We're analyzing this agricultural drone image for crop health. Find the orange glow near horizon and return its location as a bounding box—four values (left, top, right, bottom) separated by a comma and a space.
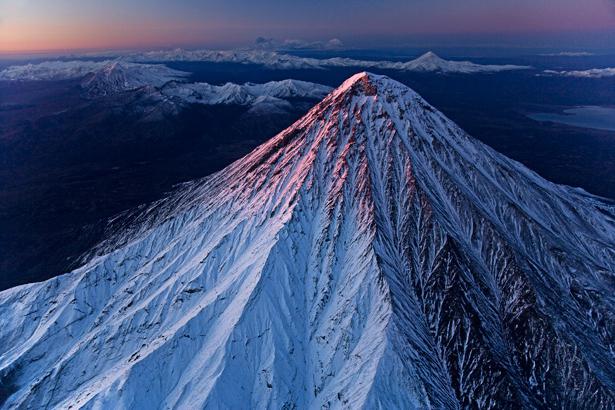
0, 1, 245, 55
1, 0, 614, 54
0, 21, 222, 54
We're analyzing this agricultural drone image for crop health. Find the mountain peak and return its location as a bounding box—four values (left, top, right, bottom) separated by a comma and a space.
325, 71, 420, 105
333, 71, 380, 96
267, 71, 436, 155
335, 71, 395, 91
417, 50, 441, 60
1, 72, 614, 408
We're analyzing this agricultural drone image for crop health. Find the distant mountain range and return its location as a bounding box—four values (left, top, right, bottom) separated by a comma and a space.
121, 49, 532, 73
157, 79, 332, 108
80, 61, 189, 97
0, 50, 531, 79
0, 60, 333, 115
0, 60, 187, 83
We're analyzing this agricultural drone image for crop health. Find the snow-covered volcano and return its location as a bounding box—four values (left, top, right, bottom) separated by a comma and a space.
1, 72, 614, 409
398, 51, 520, 73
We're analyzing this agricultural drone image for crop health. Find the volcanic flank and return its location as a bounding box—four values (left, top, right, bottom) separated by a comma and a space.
1, 72, 614, 409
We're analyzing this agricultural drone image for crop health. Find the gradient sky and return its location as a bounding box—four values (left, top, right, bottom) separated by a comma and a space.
1, 0, 615, 53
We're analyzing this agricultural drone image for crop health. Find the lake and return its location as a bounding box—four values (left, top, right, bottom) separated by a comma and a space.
528, 106, 615, 132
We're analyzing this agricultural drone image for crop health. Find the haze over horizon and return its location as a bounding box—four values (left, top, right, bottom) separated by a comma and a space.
1, 0, 615, 54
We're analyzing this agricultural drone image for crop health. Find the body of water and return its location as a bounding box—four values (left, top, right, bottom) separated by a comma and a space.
528, 106, 615, 132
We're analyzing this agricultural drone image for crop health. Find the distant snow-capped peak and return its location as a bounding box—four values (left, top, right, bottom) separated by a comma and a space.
398, 51, 527, 73
402, 51, 456, 71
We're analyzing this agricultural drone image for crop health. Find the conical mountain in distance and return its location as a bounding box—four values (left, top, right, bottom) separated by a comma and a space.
1, 72, 615, 409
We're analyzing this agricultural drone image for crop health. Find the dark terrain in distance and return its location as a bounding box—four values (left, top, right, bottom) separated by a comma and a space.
1, 56, 614, 290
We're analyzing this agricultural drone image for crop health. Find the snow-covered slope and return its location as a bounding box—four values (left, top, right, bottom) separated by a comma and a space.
1, 72, 614, 409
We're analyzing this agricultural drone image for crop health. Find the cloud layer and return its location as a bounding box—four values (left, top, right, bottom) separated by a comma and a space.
254, 37, 344, 50
540, 51, 594, 57
543, 68, 615, 78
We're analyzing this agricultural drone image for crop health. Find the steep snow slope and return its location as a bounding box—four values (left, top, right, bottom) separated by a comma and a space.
1, 73, 614, 409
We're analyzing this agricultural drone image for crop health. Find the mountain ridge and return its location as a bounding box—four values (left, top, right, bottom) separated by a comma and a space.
120, 50, 531, 73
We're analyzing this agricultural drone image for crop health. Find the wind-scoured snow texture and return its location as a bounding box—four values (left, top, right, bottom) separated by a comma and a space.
90, 49, 530, 73
1, 72, 615, 409
543, 68, 615, 78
